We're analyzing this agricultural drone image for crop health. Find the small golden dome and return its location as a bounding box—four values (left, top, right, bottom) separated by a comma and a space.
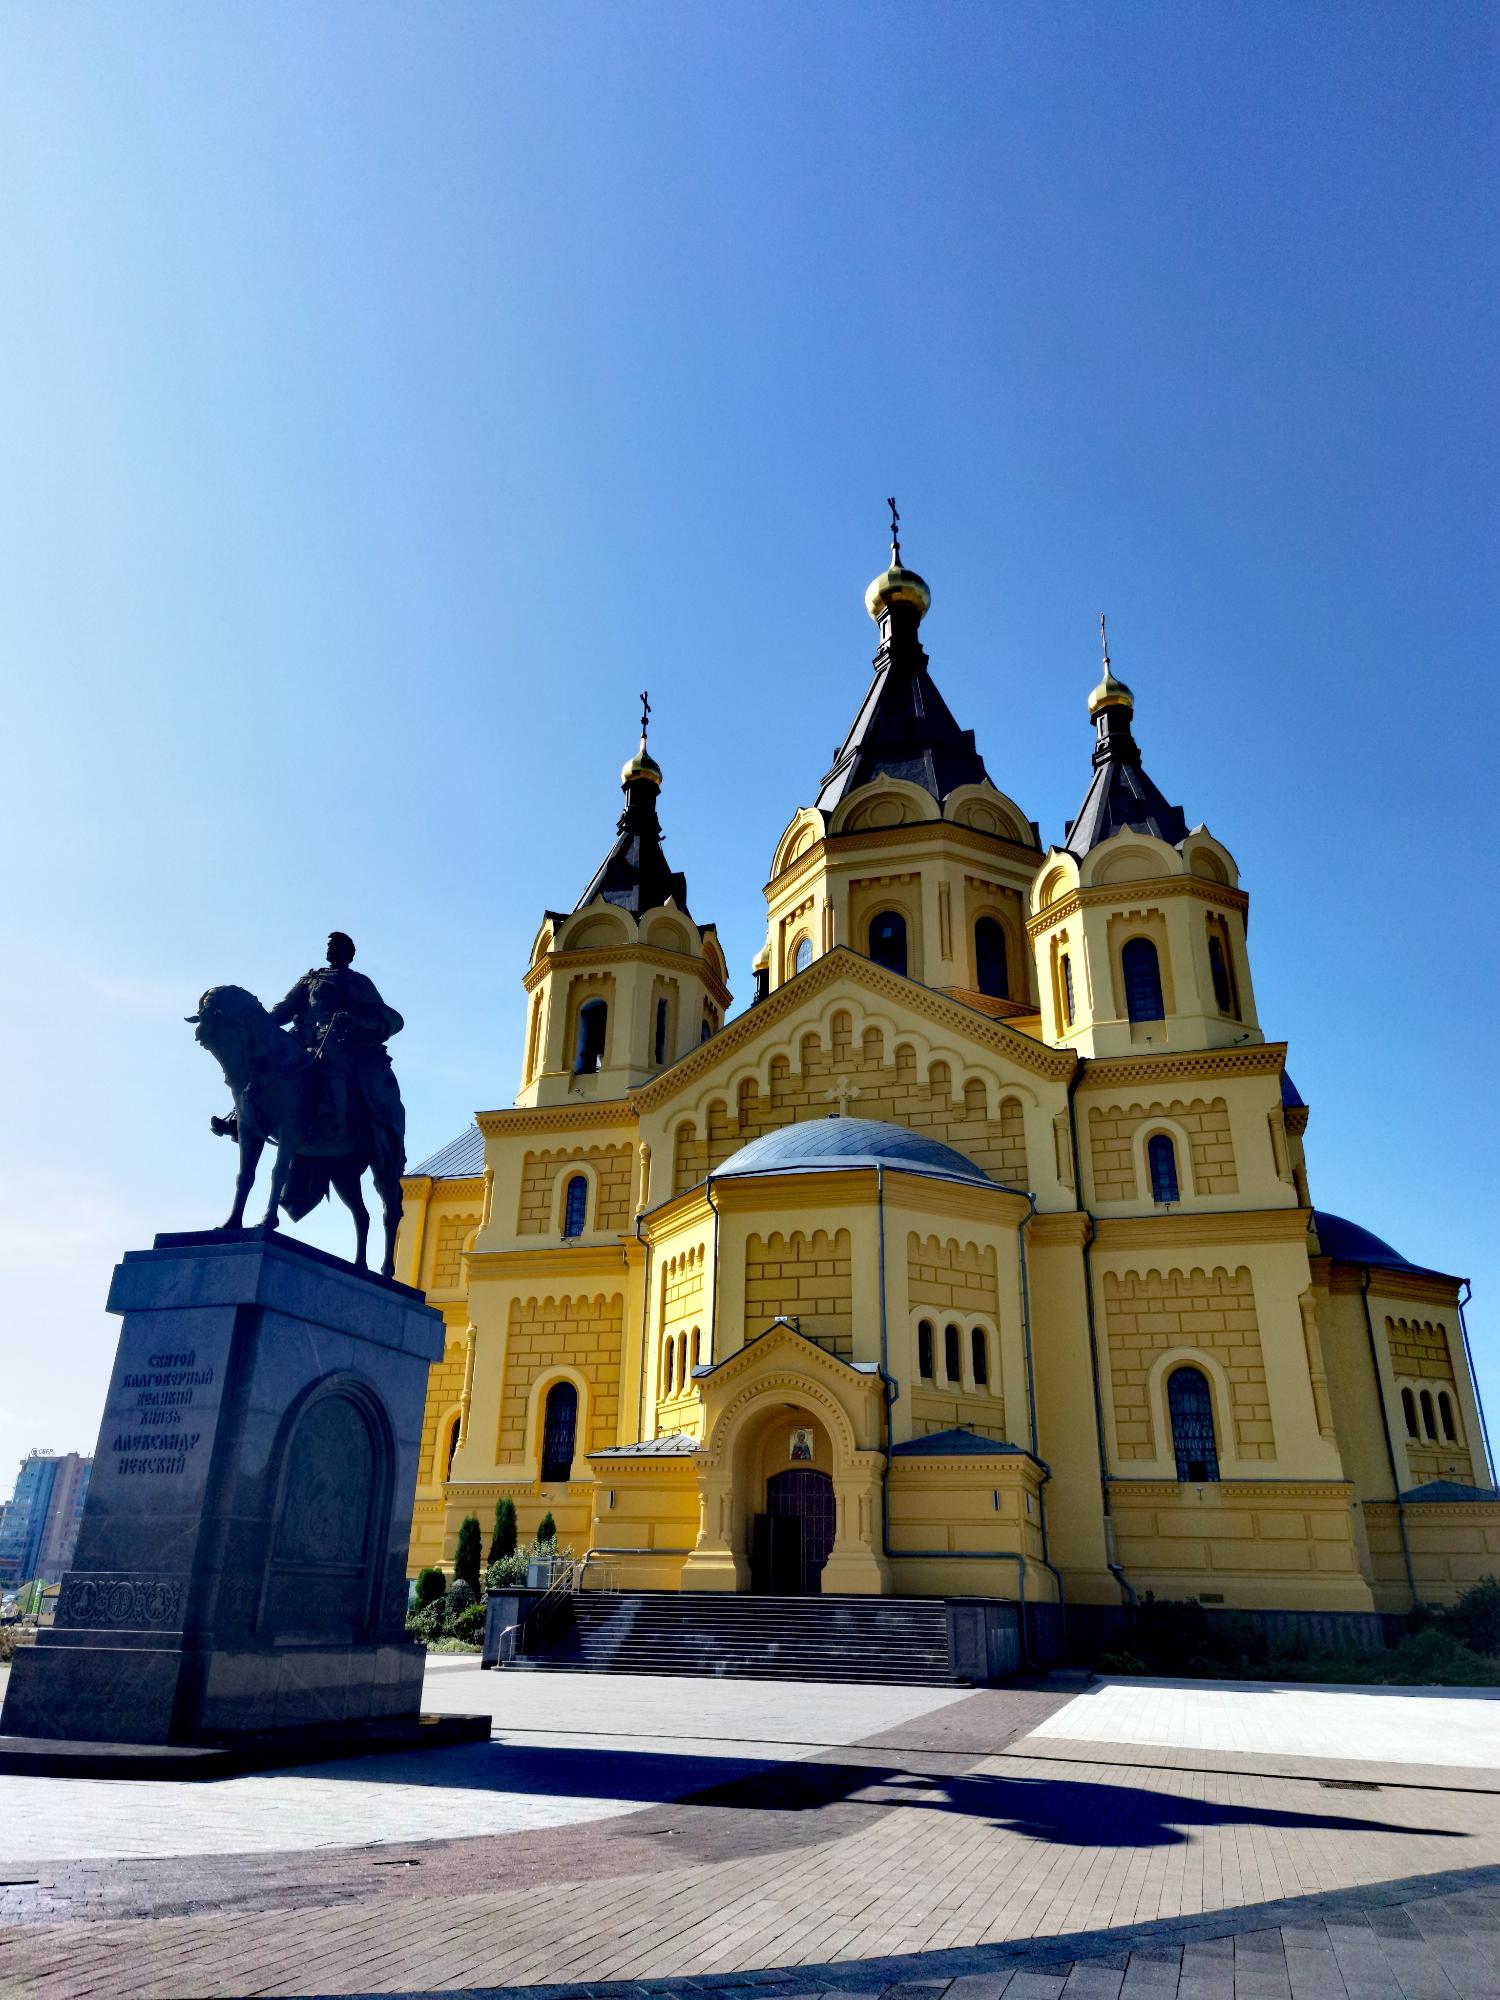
865, 565, 931, 623
621, 736, 662, 787
1088, 670, 1134, 717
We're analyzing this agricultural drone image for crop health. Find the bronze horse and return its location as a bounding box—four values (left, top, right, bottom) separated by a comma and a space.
188, 985, 405, 1277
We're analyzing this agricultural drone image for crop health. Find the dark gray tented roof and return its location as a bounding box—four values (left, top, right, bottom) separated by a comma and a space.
890, 1426, 1025, 1457
1064, 704, 1188, 858
1404, 1479, 1500, 1504
816, 648, 992, 814
713, 1115, 995, 1187
573, 776, 691, 919
411, 1126, 484, 1178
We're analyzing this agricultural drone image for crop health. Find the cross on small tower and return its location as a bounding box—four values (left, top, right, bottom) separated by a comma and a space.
639, 689, 651, 742
826, 1075, 861, 1117
886, 496, 901, 566
1099, 613, 1110, 673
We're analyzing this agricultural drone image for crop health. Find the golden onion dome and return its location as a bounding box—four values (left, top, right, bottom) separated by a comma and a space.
1087, 669, 1134, 717
621, 736, 662, 787
864, 564, 932, 623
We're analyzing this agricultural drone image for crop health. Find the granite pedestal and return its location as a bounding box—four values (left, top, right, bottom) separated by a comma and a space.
2, 1228, 482, 1759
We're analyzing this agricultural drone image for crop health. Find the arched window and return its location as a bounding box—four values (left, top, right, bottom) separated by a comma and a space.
654, 997, 669, 1065
1420, 1389, 1437, 1441
868, 910, 908, 977
1147, 1133, 1180, 1205
917, 1320, 934, 1380
1208, 935, 1235, 1015
1122, 937, 1165, 1023
793, 936, 813, 975
944, 1323, 962, 1382
1402, 1387, 1419, 1438
1439, 1390, 1457, 1442
540, 1381, 578, 1482
663, 1339, 675, 1396
677, 1330, 688, 1388
690, 1327, 701, 1372
1061, 952, 1075, 1026
971, 1326, 989, 1386
1167, 1366, 1219, 1482
563, 1174, 588, 1238
975, 918, 1009, 999
700, 1018, 712, 1043
574, 998, 608, 1073
446, 1415, 461, 1480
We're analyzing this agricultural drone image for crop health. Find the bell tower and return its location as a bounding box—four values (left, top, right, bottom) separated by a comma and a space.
1028, 625, 1261, 1056
517, 703, 730, 1107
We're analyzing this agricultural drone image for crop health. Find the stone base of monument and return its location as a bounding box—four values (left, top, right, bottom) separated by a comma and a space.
0, 1227, 487, 1775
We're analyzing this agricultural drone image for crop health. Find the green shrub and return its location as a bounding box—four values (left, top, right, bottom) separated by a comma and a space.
414, 1567, 446, 1610
488, 1497, 518, 1565
445, 1578, 476, 1617
407, 1598, 449, 1641
1441, 1577, 1500, 1658
537, 1511, 557, 1545
453, 1602, 487, 1644
454, 1515, 483, 1593
484, 1553, 529, 1589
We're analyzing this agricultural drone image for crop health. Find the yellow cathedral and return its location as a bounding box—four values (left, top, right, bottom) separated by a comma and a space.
396, 536, 1495, 1624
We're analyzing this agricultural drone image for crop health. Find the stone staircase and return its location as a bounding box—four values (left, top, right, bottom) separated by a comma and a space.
512, 1590, 959, 1684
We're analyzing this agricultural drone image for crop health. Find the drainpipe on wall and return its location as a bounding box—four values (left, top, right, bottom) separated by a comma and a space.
1018, 1195, 1066, 1610
1361, 1266, 1418, 1610
705, 1174, 721, 1365
1065, 1064, 1132, 1605
1458, 1281, 1496, 1488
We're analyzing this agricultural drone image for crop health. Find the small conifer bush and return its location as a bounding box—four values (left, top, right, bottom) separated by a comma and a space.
488, 1497, 518, 1565
414, 1567, 446, 1610
537, 1511, 557, 1545
454, 1515, 483, 1592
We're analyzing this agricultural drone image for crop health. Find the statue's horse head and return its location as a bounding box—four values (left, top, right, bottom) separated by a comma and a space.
186, 984, 267, 1047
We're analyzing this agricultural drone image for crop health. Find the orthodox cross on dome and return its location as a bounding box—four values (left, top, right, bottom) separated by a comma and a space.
886, 495, 902, 566
1099, 612, 1111, 673
639, 688, 651, 743
826, 1075, 861, 1117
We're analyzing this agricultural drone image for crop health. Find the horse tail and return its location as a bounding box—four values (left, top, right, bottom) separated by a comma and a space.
280, 1154, 333, 1222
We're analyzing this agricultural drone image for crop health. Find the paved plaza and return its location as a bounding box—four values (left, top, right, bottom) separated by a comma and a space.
3, 1662, 1500, 1999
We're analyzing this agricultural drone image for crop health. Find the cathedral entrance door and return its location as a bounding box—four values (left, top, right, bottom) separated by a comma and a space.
763, 1467, 836, 1594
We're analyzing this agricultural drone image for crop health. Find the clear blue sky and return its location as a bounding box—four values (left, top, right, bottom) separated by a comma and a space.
2, 3, 1495, 1483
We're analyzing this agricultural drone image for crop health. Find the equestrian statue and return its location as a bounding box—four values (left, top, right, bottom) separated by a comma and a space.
188, 931, 408, 1277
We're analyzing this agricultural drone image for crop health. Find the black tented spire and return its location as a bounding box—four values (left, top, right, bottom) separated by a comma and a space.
1064, 626, 1188, 857
573, 706, 692, 917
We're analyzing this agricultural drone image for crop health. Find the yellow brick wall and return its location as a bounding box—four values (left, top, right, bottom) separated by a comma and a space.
670, 1012, 1028, 1193
1110, 1482, 1365, 1599
497, 1292, 624, 1463
1365, 1501, 1500, 1605
907, 1232, 1000, 1318
429, 1213, 479, 1291
417, 1337, 468, 1488
1104, 1265, 1274, 1463
1387, 1316, 1456, 1382
744, 1228, 853, 1357
1088, 1097, 1238, 1201
516, 1145, 633, 1235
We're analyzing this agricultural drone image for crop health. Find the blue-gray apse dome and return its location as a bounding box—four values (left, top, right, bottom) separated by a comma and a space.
1312, 1210, 1414, 1270
712, 1115, 994, 1187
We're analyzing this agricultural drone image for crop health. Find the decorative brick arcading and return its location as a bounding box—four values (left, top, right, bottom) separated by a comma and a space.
1386, 1314, 1456, 1382
1088, 1096, 1239, 1200
906, 1232, 1000, 1318
499, 1293, 624, 1463
669, 1012, 1030, 1195
429, 1212, 480, 1290
744, 1228, 853, 1357
1104, 1265, 1273, 1461
517, 1144, 633, 1235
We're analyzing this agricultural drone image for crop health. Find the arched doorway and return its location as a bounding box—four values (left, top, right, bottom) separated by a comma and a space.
760, 1468, 836, 1594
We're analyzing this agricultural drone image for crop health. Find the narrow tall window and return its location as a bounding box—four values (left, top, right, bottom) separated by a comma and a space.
690, 1327, 701, 1372
677, 1330, 688, 1387
793, 936, 813, 975
1420, 1389, 1437, 1441
971, 1327, 990, 1386
975, 918, 1009, 999
1439, 1390, 1457, 1442
1208, 935, 1235, 1015
663, 1340, 675, 1396
574, 998, 608, 1073
446, 1415, 461, 1480
1402, 1387, 1419, 1439
1147, 1133, 1180, 1204
654, 996, 669, 1064
868, 910, 908, 977
1122, 937, 1165, 1022
1061, 952, 1075, 1026
1168, 1367, 1219, 1482
917, 1320, 934, 1380
944, 1323, 962, 1383
540, 1381, 578, 1482
563, 1174, 588, 1238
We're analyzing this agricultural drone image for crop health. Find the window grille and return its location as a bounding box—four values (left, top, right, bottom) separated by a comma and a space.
1168, 1366, 1219, 1482
540, 1382, 578, 1482
793, 937, 812, 974
1147, 1133, 1180, 1204
563, 1175, 588, 1237
1122, 937, 1165, 1022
